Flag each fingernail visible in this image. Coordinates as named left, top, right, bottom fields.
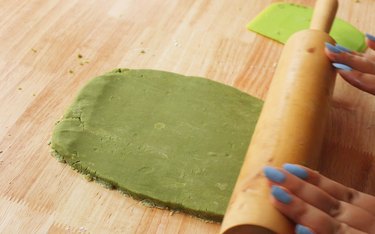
left=295, top=224, right=313, bottom=234
left=366, top=33, right=375, bottom=41
left=325, top=42, right=341, bottom=53
left=283, top=164, right=308, bottom=180
left=263, top=166, right=286, bottom=183
left=332, top=63, right=352, bottom=71
left=335, top=44, right=352, bottom=53
left=271, top=185, right=292, bottom=204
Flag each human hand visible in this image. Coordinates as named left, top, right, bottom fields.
left=325, top=34, right=375, bottom=95
left=263, top=164, right=375, bottom=233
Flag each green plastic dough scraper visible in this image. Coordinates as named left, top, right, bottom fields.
left=248, top=3, right=366, bottom=52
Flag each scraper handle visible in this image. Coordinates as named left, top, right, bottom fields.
left=310, top=0, right=338, bottom=32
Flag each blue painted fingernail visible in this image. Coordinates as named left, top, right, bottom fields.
left=366, top=33, right=375, bottom=41
left=283, top=164, right=308, bottom=180
left=296, top=224, right=313, bottom=234
left=263, top=166, right=286, bottom=183
left=271, top=185, right=292, bottom=204
left=335, top=44, right=352, bottom=53
left=325, top=42, right=341, bottom=53
left=332, top=63, right=352, bottom=71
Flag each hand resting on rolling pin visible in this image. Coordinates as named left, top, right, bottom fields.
left=325, top=33, right=375, bottom=95
left=263, top=164, right=375, bottom=234
left=258, top=34, right=375, bottom=234
left=259, top=35, right=375, bottom=234
left=261, top=37, right=375, bottom=233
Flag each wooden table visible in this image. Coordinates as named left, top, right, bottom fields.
left=1, top=0, right=374, bottom=233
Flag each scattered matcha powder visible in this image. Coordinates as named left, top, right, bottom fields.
left=77, top=54, right=90, bottom=65
left=31, top=48, right=37, bottom=53
left=84, top=174, right=93, bottom=182
left=69, top=70, right=74, bottom=74
left=18, top=87, right=22, bottom=91
left=79, top=60, right=90, bottom=66
left=140, top=50, right=146, bottom=54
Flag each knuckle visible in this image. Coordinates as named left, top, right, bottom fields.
left=329, top=200, right=342, bottom=218
left=289, top=203, right=307, bottom=223
left=370, top=61, right=375, bottom=72
left=341, top=53, right=357, bottom=65
left=335, top=222, right=350, bottom=234
left=356, top=71, right=364, bottom=80
left=344, top=188, right=358, bottom=203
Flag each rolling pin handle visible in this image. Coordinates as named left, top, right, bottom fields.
left=310, top=0, right=338, bottom=33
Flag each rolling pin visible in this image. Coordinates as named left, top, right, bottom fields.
left=220, top=0, right=338, bottom=233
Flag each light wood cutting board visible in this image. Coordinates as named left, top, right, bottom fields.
left=1, top=0, right=375, bottom=233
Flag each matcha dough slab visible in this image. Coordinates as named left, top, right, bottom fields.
left=52, top=69, right=263, bottom=221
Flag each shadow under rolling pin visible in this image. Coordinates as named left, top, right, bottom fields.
left=220, top=0, right=338, bottom=233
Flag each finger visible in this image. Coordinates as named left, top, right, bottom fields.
left=283, top=164, right=375, bottom=216
left=270, top=185, right=367, bottom=234
left=264, top=166, right=339, bottom=215
left=264, top=167, right=375, bottom=232
left=363, top=33, right=375, bottom=62
left=325, top=43, right=375, bottom=74
left=365, top=33, right=375, bottom=51
left=337, top=68, right=375, bottom=95
left=325, top=42, right=363, bottom=57
left=295, top=224, right=315, bottom=234
left=331, top=63, right=375, bottom=95
left=334, top=201, right=375, bottom=233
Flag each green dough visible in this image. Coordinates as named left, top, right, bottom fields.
left=248, top=3, right=366, bottom=52
left=51, top=69, right=263, bottom=221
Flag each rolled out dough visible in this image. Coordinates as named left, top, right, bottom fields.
left=51, top=69, right=263, bottom=221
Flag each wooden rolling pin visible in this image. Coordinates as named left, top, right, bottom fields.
left=220, top=0, right=338, bottom=233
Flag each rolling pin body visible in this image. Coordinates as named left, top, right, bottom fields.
left=220, top=29, right=336, bottom=234
left=221, top=0, right=338, bottom=232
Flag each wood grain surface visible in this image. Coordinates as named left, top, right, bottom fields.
left=1, top=0, right=375, bottom=233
